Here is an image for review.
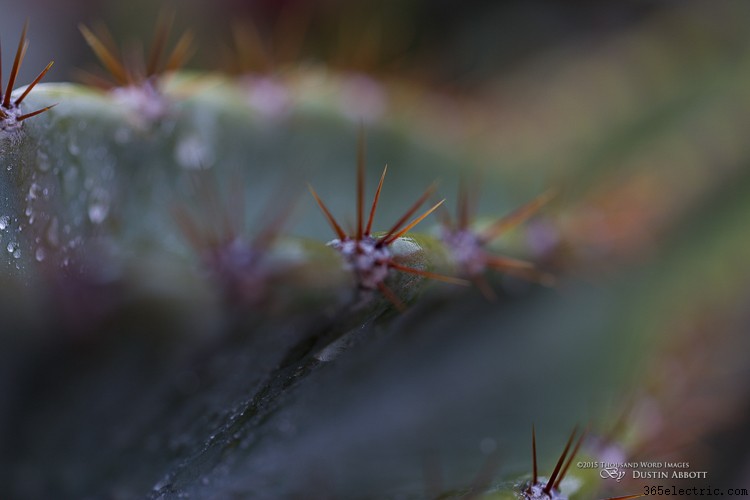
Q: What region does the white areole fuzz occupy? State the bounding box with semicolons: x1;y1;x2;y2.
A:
440;227;487;276
329;236;391;290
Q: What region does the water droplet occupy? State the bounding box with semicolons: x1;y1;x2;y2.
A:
46;217;60;247
35;247;45;262
175;134;214;170
36;150;51;172
27;183;41;201
6;242;15;253
68;139;80;156
25;207;35;225
67;236;82;249
88;190;110;224
0;215;8;230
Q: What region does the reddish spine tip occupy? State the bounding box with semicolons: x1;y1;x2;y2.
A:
531;425;538;490
544;426;579;495
4;21;29;109
388;260;469;286
378;183;436;246
146;10;175;77
365;164;387;236
308;184;347;241
382;198;445;246
458;177;469;230
480;189;557;244
17;103;57;122
377;282;406;312
14;61;54;106
356;129;365;242
1;37;4;104
554;428;587;490
80;11;193;89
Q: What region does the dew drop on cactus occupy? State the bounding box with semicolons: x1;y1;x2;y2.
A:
87;188;110;224
175;134;214;170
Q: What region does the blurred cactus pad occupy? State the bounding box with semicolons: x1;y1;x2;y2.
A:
2;1;750;498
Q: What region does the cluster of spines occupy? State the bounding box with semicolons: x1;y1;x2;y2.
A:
523;425;586;499
171;171;293;307
524;426;645;500
439;181;556;300
78;12;194;90
0;21;55;128
422;426;643;499
307;131;470;310
164;135;552;313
